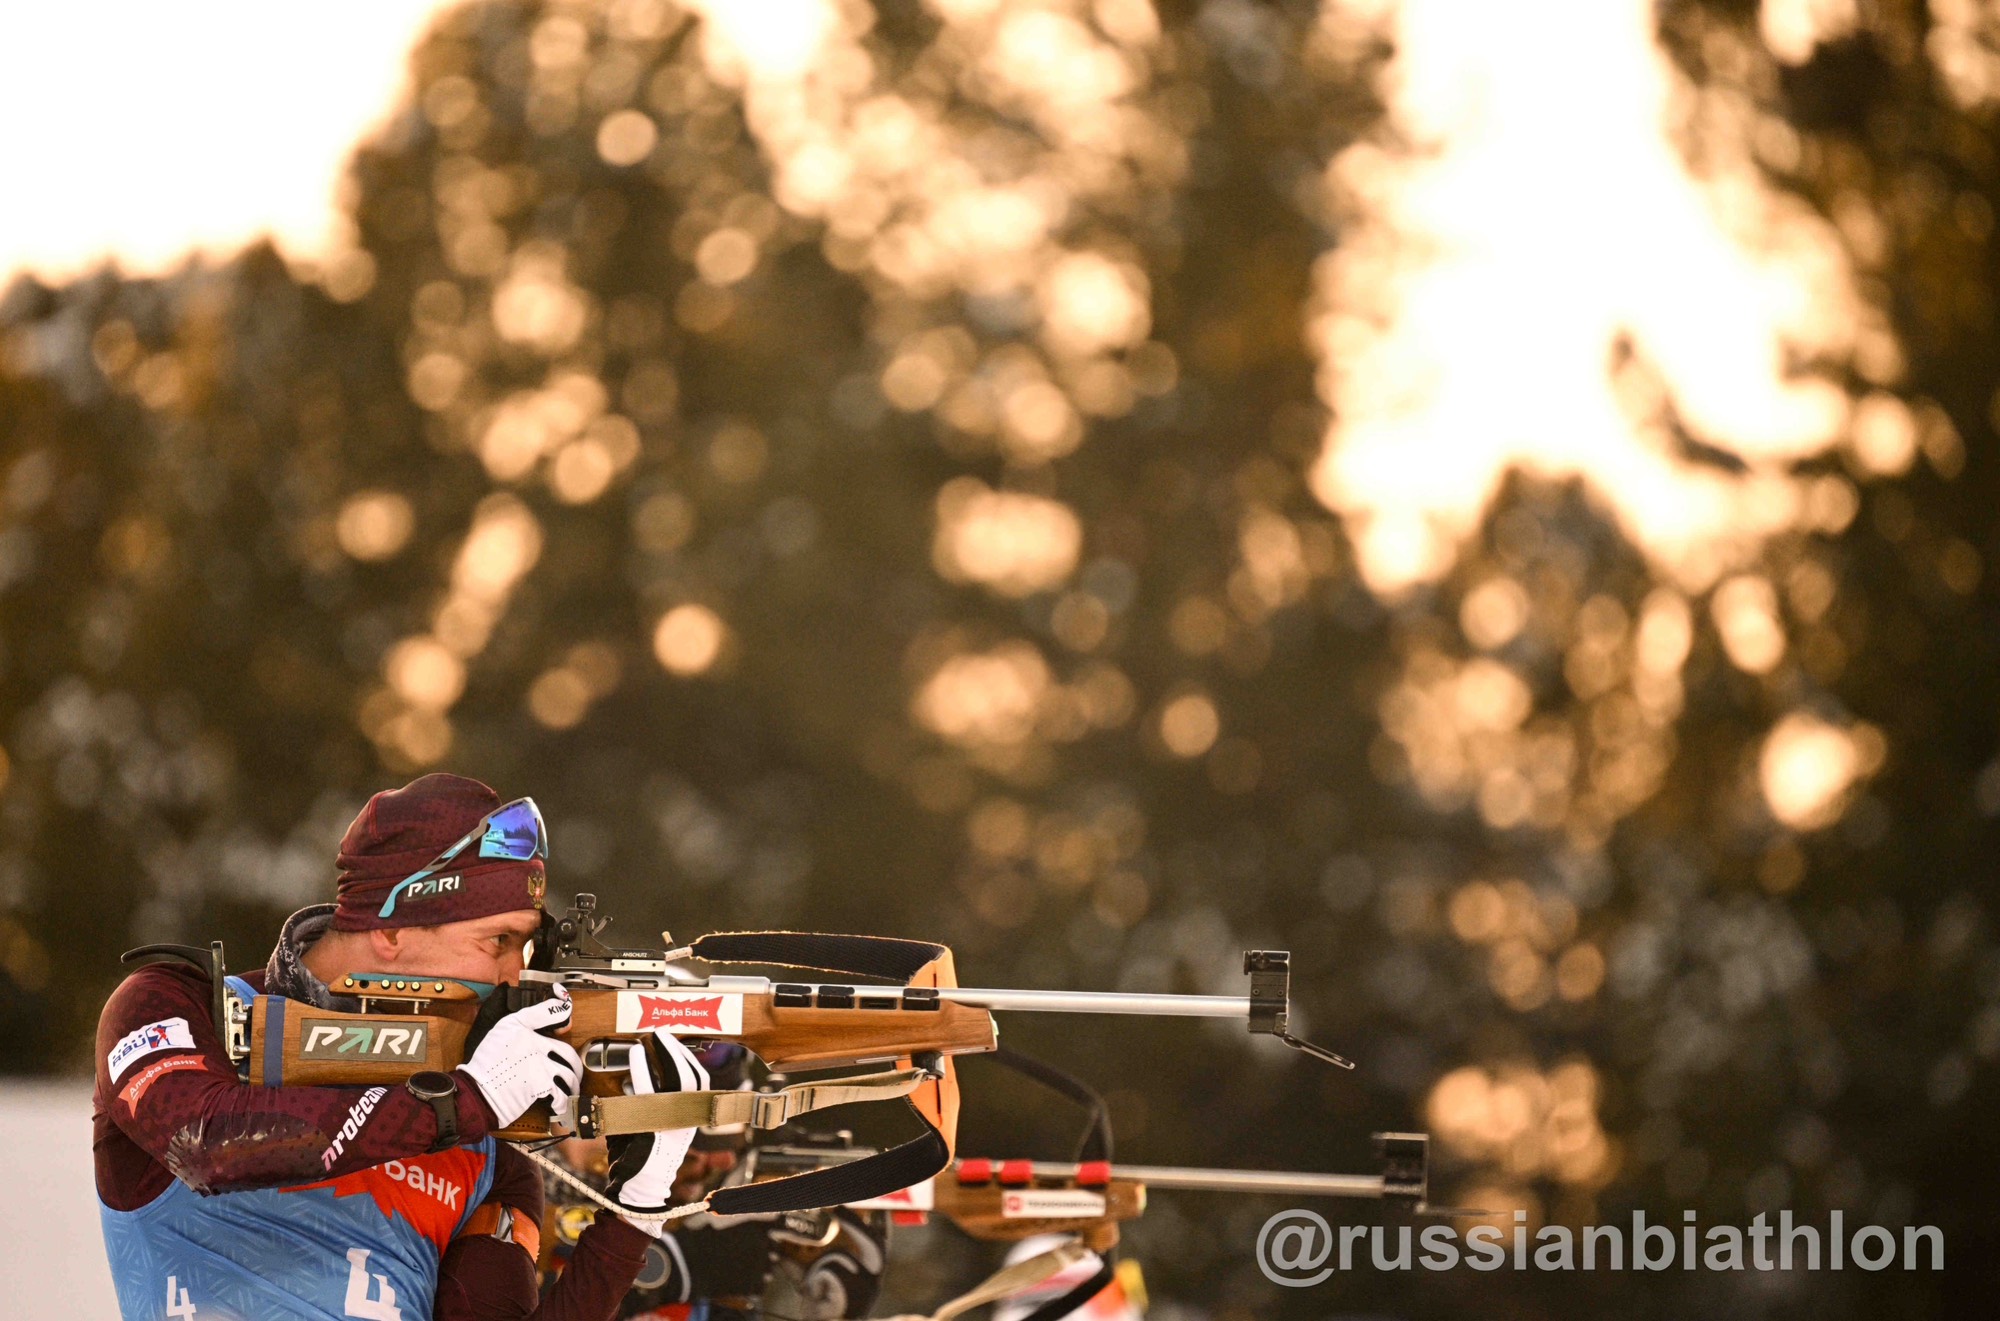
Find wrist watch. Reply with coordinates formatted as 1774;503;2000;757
406;1071;460;1153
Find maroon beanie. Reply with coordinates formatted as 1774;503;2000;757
331;773;547;931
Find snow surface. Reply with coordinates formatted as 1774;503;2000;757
0;1081;118;1316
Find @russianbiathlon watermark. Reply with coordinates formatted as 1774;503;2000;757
1255;1209;1944;1286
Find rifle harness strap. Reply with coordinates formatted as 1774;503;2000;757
667;930;967;1217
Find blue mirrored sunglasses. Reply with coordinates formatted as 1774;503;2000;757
376;797;548;919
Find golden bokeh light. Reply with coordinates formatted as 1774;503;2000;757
359;479;535;767
692;0;1183;475
528;667;593;729
548;437;617;504
1922;0;2000;108
406;352;468;412
1554;943;1606;1001
1427;1060;1615;1188
491;244;592;355
1759;711;1884;831
1157;691;1220;759
998;379;1084;464
1037;251;1151;358
1447;878;1590;1010
912;643;1052;748
1710;574;1786;674
428;495;545;662
633;491;697;553
694;227;759;286
881;352;950;412
653;604;727;676
968;797;1034;859
335;491;416;562
1847;391;1919;477
1167;596;1229;657
707;422;770;485
528;641;625;728
1759;0;1859;66
596;107;660;166
452;497;543;608
1459;576;1532;651
1050;592;1111;652
686;0;837;84
931;478;1083;598
384;636;467;712
476;374;632;491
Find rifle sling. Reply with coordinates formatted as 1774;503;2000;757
1011;1254;1118;1321
687;930;947;982
589;1066;932;1136
879;1240;1093;1321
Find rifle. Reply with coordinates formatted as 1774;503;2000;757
744;1130;1435;1251
142;894;1354;1218
727;1132;1437;1321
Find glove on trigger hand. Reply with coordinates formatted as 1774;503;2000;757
456;987;581;1129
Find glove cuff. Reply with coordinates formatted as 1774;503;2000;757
615;1207;676;1240
450;1071;498;1138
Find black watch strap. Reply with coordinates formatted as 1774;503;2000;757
408;1071;460;1153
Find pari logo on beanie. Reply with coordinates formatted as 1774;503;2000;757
331;773;547;931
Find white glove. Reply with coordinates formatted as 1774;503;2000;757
456;987;583;1129
605;1029;709;1235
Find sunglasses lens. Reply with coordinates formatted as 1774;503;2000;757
477;798;547;862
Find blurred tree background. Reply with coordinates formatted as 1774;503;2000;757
2;0;1996;1315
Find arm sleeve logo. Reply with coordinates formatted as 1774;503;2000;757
118;1054;212;1110
108;1017;198;1082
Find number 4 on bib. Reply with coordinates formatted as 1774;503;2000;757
165;1276;197;1320
343;1249;402;1321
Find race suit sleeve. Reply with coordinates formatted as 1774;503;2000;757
434;1143;650;1321
95;962;494;1202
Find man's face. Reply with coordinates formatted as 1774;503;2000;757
376;909;542;985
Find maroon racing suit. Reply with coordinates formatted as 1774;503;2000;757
93;904;652;1319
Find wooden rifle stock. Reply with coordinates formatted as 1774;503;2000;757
743;1148;1144;1253
242;971;995;1141
928;1170;1146;1250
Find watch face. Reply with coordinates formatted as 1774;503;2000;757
409;1070;456;1099
634;1241;673;1290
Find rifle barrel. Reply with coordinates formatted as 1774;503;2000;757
748;1150;1392;1199
1043;1163;1387;1199
935;987;1250;1018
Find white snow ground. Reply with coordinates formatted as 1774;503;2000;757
0;1081;119;1317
